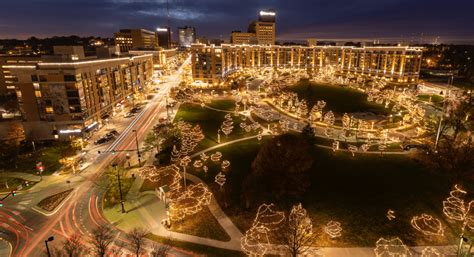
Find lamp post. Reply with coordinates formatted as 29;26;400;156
132;129;142;167
44;236;54;257
112;164;126;213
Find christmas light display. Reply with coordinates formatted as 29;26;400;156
214;172;226;189
137;165;183;200
442;184;474;230
193;160;203;168
332;141;339;152
421;247;442;257
200;152;209;162
241;203;285;256
360;144;370;152
171;121;205;162
168;183;212;221
253;203;286;230
323;111;335;126
203;165;208;174
221;114;234;136
241;225;271;256
221;160;230;170
374;237;411;257
210;151;222;162
387;209;396;221
324;221;342;238
342;113;351;129
411;214;444;236
348;145;358;157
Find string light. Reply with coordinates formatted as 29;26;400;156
211;151;222;162
200;152;209;162
348;145;358;157
221;160;230;170
387;209;396;221
421;247;442;257
324;221;342;238
411;214;444;236
374;237;411;257
168;183;212;221
442;184;474;230
193;160;203;168
241;203;285;256
214;172;226;189
332;141;339;152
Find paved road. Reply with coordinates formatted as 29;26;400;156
0;58;194;257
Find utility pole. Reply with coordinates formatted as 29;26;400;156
112;164;126;213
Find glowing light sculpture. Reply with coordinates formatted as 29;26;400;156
324;221;342;238
411;214;444;236
374;237;411;257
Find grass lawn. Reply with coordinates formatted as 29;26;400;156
170;206;231;242
417;94;444;104
0;177;34;193
146;233;244;257
188;137;467;247
173;101;256;151
1;142;77;175
289;80;390;115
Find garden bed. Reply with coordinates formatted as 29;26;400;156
37;189;73;212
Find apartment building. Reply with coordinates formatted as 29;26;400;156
114;29;158;52
191;44;423;84
10;52;153;140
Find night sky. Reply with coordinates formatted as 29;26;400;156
1;0;473;43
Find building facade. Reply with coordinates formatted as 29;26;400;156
157;27;171;49
0;55;42;96
191;44;423;84
178;26;196;48
10;54;153;140
231;31;257;45
114;29;158;52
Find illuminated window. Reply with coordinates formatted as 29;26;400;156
35;90;42;97
45;107;54;113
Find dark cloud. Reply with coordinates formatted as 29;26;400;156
0;0;473;43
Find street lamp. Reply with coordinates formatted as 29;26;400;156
132;129;142;167
44;236;54;257
112;164;126;213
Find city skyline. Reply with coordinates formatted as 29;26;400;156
1;0;473;44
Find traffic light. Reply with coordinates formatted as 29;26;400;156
0;201;3;207
112;150;116;155
11;191;16;197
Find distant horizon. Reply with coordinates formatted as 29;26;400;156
1;34;474;46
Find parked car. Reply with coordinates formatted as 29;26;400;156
94;137;108;145
124;112;135;118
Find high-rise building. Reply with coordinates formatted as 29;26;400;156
114;29;158;52
255;21;275;45
178;26;196;48
156;27;171;49
230;9;276;45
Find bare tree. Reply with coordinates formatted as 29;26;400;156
127;227;149;257
277;203;317;257
110;241;126;257
90;225;115;257
63;233;86;257
150;242;172;257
